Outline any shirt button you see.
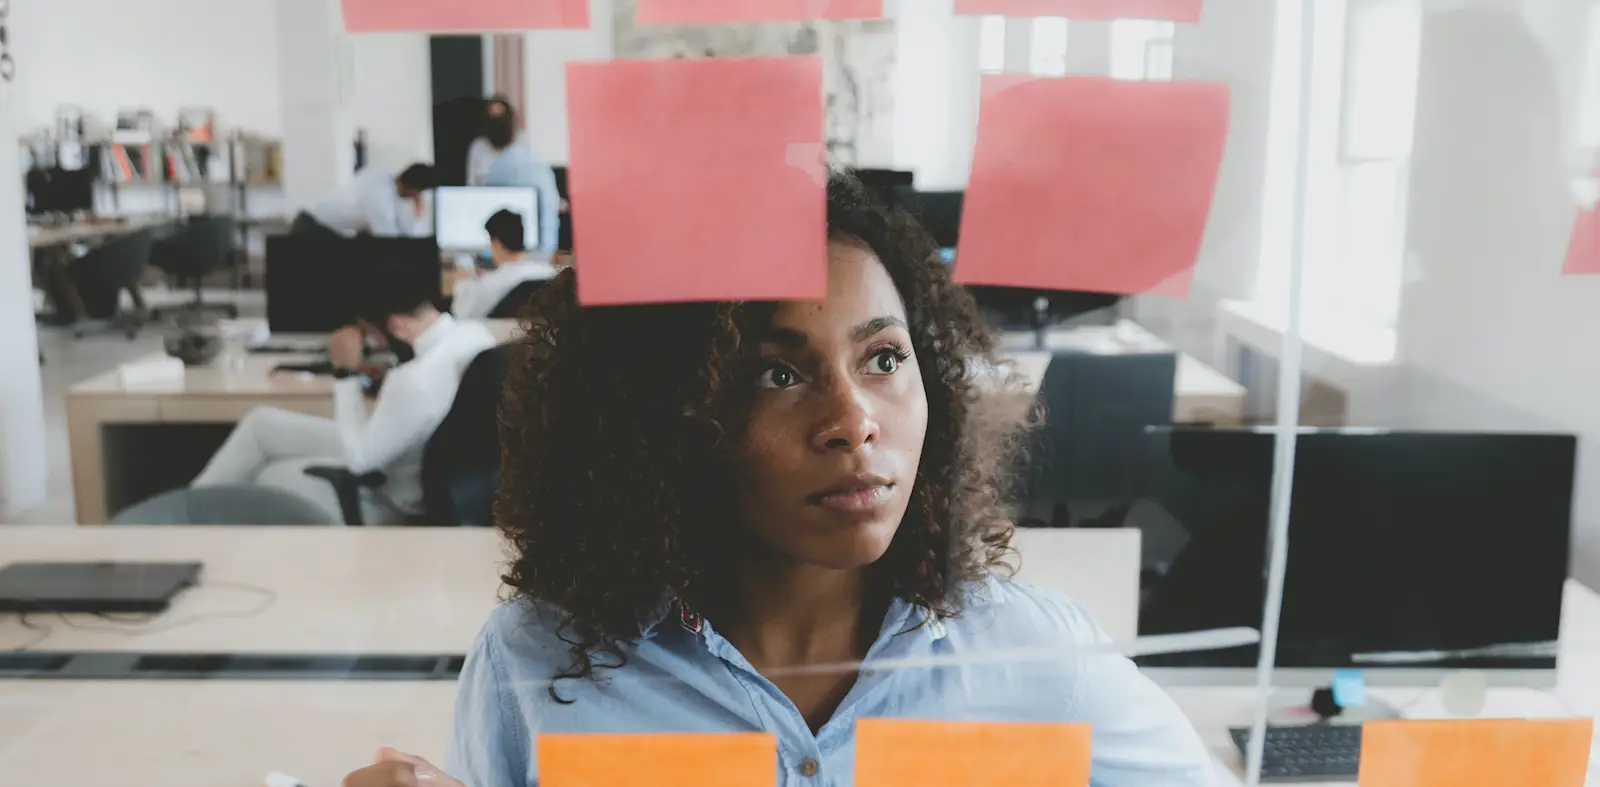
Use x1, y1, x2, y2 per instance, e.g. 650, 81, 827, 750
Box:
798, 758, 820, 777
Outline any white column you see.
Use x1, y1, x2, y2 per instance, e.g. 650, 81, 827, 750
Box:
1066, 20, 1113, 76
892, 0, 981, 189
0, 81, 49, 518
1003, 17, 1033, 74
277, 0, 355, 213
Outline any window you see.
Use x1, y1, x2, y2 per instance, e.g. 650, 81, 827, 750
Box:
979, 15, 1006, 74
1030, 17, 1069, 76
1110, 20, 1176, 81
1256, 0, 1420, 330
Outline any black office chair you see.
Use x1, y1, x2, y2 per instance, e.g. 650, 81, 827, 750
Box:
1019, 351, 1178, 528
66, 228, 156, 339
486, 279, 547, 319
150, 215, 239, 320
304, 345, 513, 526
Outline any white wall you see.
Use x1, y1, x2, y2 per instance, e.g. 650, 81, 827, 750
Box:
10, 0, 283, 136
0, 84, 48, 518
1385, 2, 1600, 586
348, 34, 436, 171
524, 0, 617, 165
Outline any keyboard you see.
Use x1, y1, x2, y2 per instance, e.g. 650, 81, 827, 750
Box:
1229, 724, 1362, 782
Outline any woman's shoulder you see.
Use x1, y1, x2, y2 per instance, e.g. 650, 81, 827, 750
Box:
949, 575, 1114, 647
471, 597, 578, 671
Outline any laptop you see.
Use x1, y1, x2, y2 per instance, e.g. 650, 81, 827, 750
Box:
0, 561, 203, 614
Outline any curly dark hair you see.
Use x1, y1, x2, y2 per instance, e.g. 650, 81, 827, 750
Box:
496, 172, 1028, 700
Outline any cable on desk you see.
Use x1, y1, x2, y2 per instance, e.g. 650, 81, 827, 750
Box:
47, 579, 280, 640
7, 613, 53, 652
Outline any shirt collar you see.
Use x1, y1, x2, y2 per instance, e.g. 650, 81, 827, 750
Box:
411, 313, 456, 358
637, 591, 941, 645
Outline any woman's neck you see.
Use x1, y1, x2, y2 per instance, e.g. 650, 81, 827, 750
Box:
711, 558, 880, 671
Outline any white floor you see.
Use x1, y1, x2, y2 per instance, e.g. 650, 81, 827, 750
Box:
9, 287, 267, 526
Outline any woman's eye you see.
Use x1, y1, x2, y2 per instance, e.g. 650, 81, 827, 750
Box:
756, 364, 800, 389
868, 349, 905, 375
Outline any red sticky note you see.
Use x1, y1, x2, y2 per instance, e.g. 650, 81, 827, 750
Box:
855, 719, 1092, 786
539, 733, 776, 787
1358, 719, 1593, 787
341, 0, 589, 32
637, 0, 884, 24
1564, 203, 1600, 274
953, 0, 1201, 22
954, 75, 1229, 298
566, 57, 827, 306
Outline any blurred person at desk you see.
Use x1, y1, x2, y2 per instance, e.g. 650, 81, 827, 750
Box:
344, 175, 1208, 787
190, 275, 495, 523
290, 163, 440, 239
451, 210, 558, 321
467, 97, 561, 254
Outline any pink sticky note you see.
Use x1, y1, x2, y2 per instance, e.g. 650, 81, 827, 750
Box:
637, 0, 884, 24
566, 57, 827, 306
954, 75, 1229, 298
341, 0, 590, 32
954, 0, 1200, 22
1564, 203, 1600, 274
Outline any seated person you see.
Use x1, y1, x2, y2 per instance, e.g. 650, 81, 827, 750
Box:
292, 163, 439, 239
190, 280, 496, 523
451, 209, 558, 320
342, 174, 1209, 787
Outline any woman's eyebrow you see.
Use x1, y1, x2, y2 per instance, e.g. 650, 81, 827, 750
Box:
851, 315, 907, 343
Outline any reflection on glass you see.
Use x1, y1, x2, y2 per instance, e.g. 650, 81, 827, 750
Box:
978, 15, 1006, 74
1110, 20, 1176, 81
1029, 17, 1069, 77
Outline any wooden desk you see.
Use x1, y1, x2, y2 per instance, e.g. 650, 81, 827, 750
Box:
0, 526, 503, 653
0, 681, 456, 787
1001, 320, 1247, 425
66, 319, 522, 524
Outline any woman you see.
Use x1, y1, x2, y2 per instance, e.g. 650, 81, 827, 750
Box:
467, 97, 561, 255
345, 175, 1210, 787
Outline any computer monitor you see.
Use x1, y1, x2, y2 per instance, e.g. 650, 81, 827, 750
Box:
266, 236, 442, 335
891, 186, 963, 249
1131, 428, 1575, 688
853, 168, 914, 206
436, 186, 539, 252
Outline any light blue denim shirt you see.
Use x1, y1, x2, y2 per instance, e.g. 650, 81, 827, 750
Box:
474, 139, 561, 255
447, 578, 1211, 787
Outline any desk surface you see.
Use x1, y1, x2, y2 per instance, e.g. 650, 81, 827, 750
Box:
27, 217, 172, 248
0, 526, 504, 653
1, 525, 1596, 786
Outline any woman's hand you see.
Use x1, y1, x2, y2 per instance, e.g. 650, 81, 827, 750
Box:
342, 748, 463, 787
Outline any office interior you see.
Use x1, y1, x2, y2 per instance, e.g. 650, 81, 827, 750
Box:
2, 0, 1599, 785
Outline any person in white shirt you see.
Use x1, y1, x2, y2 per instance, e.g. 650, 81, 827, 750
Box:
292, 163, 440, 239
191, 280, 497, 523
451, 209, 557, 320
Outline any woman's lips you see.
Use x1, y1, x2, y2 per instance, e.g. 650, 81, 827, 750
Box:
811, 483, 894, 513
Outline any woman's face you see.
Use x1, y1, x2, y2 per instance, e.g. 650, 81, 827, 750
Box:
731, 241, 929, 569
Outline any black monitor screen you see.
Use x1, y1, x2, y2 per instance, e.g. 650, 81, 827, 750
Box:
1131, 429, 1574, 670
266, 236, 441, 334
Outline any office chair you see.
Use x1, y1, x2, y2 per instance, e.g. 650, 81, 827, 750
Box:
150, 215, 239, 320
552, 166, 572, 253
486, 279, 546, 319
66, 228, 156, 339
303, 345, 512, 526
111, 485, 339, 526
1019, 351, 1178, 528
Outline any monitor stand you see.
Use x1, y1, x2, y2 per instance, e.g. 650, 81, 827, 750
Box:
1264, 686, 1404, 727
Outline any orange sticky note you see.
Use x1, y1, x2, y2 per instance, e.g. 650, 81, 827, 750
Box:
1565, 204, 1600, 274
539, 732, 776, 787
954, 0, 1201, 22
565, 57, 827, 306
954, 75, 1229, 298
855, 719, 1092, 786
1358, 719, 1593, 787
341, 0, 589, 31
637, 0, 884, 24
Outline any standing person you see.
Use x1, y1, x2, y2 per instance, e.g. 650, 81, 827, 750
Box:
451, 210, 557, 320
190, 275, 495, 523
292, 163, 439, 239
342, 174, 1210, 787
466, 98, 561, 255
